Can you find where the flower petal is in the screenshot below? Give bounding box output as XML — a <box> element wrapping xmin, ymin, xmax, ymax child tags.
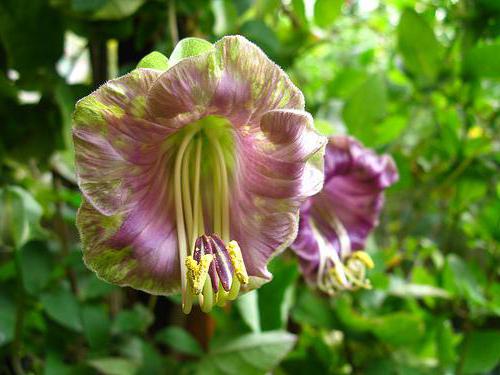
<box><xmin>291</xmin><ymin>136</ymin><xmax>398</xmax><ymax>283</ymax></box>
<box><xmin>230</xmin><ymin>109</ymin><xmax>326</xmax><ymax>284</ymax></box>
<box><xmin>147</xmin><ymin>35</ymin><xmax>304</xmax><ymax>127</ymax></box>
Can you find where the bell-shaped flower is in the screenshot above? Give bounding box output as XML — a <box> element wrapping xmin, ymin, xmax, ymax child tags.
<box><xmin>291</xmin><ymin>136</ymin><xmax>398</xmax><ymax>295</ymax></box>
<box><xmin>73</xmin><ymin>36</ymin><xmax>326</xmax><ymax>313</ymax></box>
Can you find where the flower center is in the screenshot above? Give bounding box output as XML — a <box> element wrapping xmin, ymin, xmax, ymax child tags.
<box><xmin>171</xmin><ymin>116</ymin><xmax>249</xmax><ymax>313</ymax></box>
<box><xmin>311</xmin><ymin>205</ymin><xmax>375</xmax><ymax>296</ymax></box>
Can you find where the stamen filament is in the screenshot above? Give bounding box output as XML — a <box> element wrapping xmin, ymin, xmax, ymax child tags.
<box><xmin>174</xmin><ymin>127</ymin><xmax>198</xmax><ymax>314</ymax></box>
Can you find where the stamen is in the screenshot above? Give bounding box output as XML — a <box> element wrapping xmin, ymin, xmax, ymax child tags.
<box><xmin>350</xmin><ymin>251</ymin><xmax>374</xmax><ymax>269</ymax></box>
<box><xmin>174</xmin><ymin>127</ymin><xmax>198</xmax><ymax>314</ymax></box>
<box><xmin>186</xmin><ymin>254</ymin><xmax>213</xmax><ymax>294</ymax></box>
<box><xmin>227</xmin><ymin>241</ymin><xmax>248</xmax><ymax>285</ymax></box>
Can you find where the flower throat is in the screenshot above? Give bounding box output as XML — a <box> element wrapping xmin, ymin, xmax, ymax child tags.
<box><xmin>171</xmin><ymin>116</ymin><xmax>248</xmax><ymax>314</ymax></box>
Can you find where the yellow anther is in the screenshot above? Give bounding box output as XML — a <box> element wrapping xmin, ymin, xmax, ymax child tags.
<box><xmin>185</xmin><ymin>254</ymin><xmax>213</xmax><ymax>295</ymax></box>
<box><xmin>350</xmin><ymin>251</ymin><xmax>375</xmax><ymax>269</ymax></box>
<box><xmin>226</xmin><ymin>241</ymin><xmax>249</xmax><ymax>285</ymax></box>
<box><xmin>328</xmin><ymin>266</ymin><xmax>348</xmax><ymax>287</ymax></box>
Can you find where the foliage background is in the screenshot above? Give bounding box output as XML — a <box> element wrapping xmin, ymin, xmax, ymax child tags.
<box><xmin>0</xmin><ymin>0</ymin><xmax>499</xmax><ymax>374</ymax></box>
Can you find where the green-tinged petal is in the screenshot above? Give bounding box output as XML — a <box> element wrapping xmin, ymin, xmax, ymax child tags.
<box><xmin>169</xmin><ymin>37</ymin><xmax>214</xmax><ymax>66</ymax></box>
<box><xmin>137</xmin><ymin>51</ymin><xmax>169</xmax><ymax>70</ymax></box>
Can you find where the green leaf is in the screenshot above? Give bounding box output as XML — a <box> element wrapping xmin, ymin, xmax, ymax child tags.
<box><xmin>292</xmin><ymin>287</ymin><xmax>335</xmax><ymax>328</ymax></box>
<box><xmin>372</xmin><ymin>312</ymin><xmax>424</xmax><ymax>346</ymax></box>
<box><xmin>20</xmin><ymin>241</ymin><xmax>52</xmax><ymax>294</ymax></box>
<box><xmin>155</xmin><ymin>326</ymin><xmax>203</xmax><ymax>356</ymax></box>
<box><xmin>88</xmin><ymin>358</ymin><xmax>139</xmax><ymax>375</ymax></box>
<box><xmin>0</xmin><ymin>0</ymin><xmax>63</xmax><ymax>77</ymax></box>
<box><xmin>0</xmin><ymin>186</ymin><xmax>43</xmax><ymax>250</ymax></box>
<box><xmin>388</xmin><ymin>277</ymin><xmax>450</xmax><ymax>299</ymax></box>
<box><xmin>211</xmin><ymin>0</ymin><xmax>238</xmax><ymax>36</ymax></box>
<box><xmin>0</xmin><ymin>294</ymin><xmax>16</xmax><ymax>346</ymax></box>
<box><xmin>137</xmin><ymin>51</ymin><xmax>169</xmax><ymax>70</ymax></box>
<box><xmin>240</xmin><ymin>20</ymin><xmax>281</xmax><ymax>62</ymax></box>
<box><xmin>197</xmin><ymin>331</ymin><xmax>296</xmax><ymax>375</ymax></box>
<box><xmin>442</xmin><ymin>255</ymin><xmax>486</xmax><ymax>306</ymax></box>
<box><xmin>436</xmin><ymin>319</ymin><xmax>460</xmax><ymax>369</ymax></box>
<box><xmin>461</xmin><ymin>330</ymin><xmax>500</xmax><ymax>374</ymax></box>
<box><xmin>112</xmin><ymin>304</ymin><xmax>153</xmax><ymax>334</ymax></box>
<box><xmin>314</xmin><ymin>0</ymin><xmax>342</xmax><ymax>28</ymax></box>
<box><xmin>40</xmin><ymin>286</ymin><xmax>82</xmax><ymax>332</ymax></box>
<box><xmin>169</xmin><ymin>38</ymin><xmax>214</xmax><ymax>66</ymax></box>
<box><xmin>259</xmin><ymin>259</ymin><xmax>299</xmax><ymax>330</ymax></box>
<box><xmin>397</xmin><ymin>9</ymin><xmax>444</xmax><ymax>84</ymax></box>
<box><xmin>91</xmin><ymin>0</ymin><xmax>146</xmax><ymax>20</ymax></box>
<box><xmin>464</xmin><ymin>42</ymin><xmax>500</xmax><ymax>79</ymax></box>
<box><xmin>342</xmin><ymin>73</ymin><xmax>387</xmax><ymax>146</ymax></box>
<box><xmin>82</xmin><ymin>304</ymin><xmax>111</xmax><ymax>350</ymax></box>
<box><xmin>236</xmin><ymin>290</ymin><xmax>261</xmax><ymax>333</ymax></box>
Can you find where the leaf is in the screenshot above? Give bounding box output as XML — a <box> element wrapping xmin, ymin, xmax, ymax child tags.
<box><xmin>211</xmin><ymin>0</ymin><xmax>238</xmax><ymax>36</ymax></box>
<box><xmin>112</xmin><ymin>304</ymin><xmax>153</xmax><ymax>334</ymax></box>
<box><xmin>240</xmin><ymin>20</ymin><xmax>281</xmax><ymax>62</ymax></box>
<box><xmin>0</xmin><ymin>0</ymin><xmax>63</xmax><ymax>77</ymax></box>
<box><xmin>463</xmin><ymin>42</ymin><xmax>500</xmax><ymax>79</ymax></box>
<box><xmin>137</xmin><ymin>51</ymin><xmax>169</xmax><ymax>70</ymax></box>
<box><xmin>92</xmin><ymin>0</ymin><xmax>146</xmax><ymax>20</ymax></box>
<box><xmin>397</xmin><ymin>9</ymin><xmax>444</xmax><ymax>84</ymax></box>
<box><xmin>0</xmin><ymin>294</ymin><xmax>16</xmax><ymax>346</ymax></box>
<box><xmin>155</xmin><ymin>326</ymin><xmax>203</xmax><ymax>356</ymax></box>
<box><xmin>236</xmin><ymin>290</ymin><xmax>261</xmax><ymax>333</ymax></box>
<box><xmin>388</xmin><ymin>277</ymin><xmax>450</xmax><ymax>299</ymax></box>
<box><xmin>314</xmin><ymin>0</ymin><xmax>342</xmax><ymax>28</ymax></box>
<box><xmin>40</xmin><ymin>286</ymin><xmax>82</xmax><ymax>332</ymax></box>
<box><xmin>88</xmin><ymin>358</ymin><xmax>139</xmax><ymax>375</ymax></box>
<box><xmin>0</xmin><ymin>186</ymin><xmax>43</xmax><ymax>250</ymax></box>
<box><xmin>82</xmin><ymin>304</ymin><xmax>111</xmax><ymax>350</ymax></box>
<box><xmin>442</xmin><ymin>255</ymin><xmax>486</xmax><ymax>306</ymax></box>
<box><xmin>372</xmin><ymin>312</ymin><xmax>424</xmax><ymax>346</ymax></box>
<box><xmin>197</xmin><ymin>331</ymin><xmax>296</xmax><ymax>375</ymax></box>
<box><xmin>20</xmin><ymin>241</ymin><xmax>52</xmax><ymax>295</ymax></box>
<box><xmin>342</xmin><ymin>73</ymin><xmax>387</xmax><ymax>146</ymax></box>
<box><xmin>461</xmin><ymin>330</ymin><xmax>500</xmax><ymax>374</ymax></box>
<box><xmin>292</xmin><ymin>287</ymin><xmax>335</xmax><ymax>328</ymax></box>
<box><xmin>436</xmin><ymin>319</ymin><xmax>460</xmax><ymax>369</ymax></box>
<box><xmin>259</xmin><ymin>258</ymin><xmax>299</xmax><ymax>331</ymax></box>
<box><xmin>169</xmin><ymin>38</ymin><xmax>214</xmax><ymax>66</ymax></box>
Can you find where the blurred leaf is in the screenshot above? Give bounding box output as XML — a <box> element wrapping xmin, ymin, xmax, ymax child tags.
<box><xmin>71</xmin><ymin>0</ymin><xmax>106</xmax><ymax>13</ymax></box>
<box><xmin>20</xmin><ymin>241</ymin><xmax>52</xmax><ymax>294</ymax></box>
<box><xmin>342</xmin><ymin>73</ymin><xmax>387</xmax><ymax>146</ymax></box>
<box><xmin>82</xmin><ymin>304</ymin><xmax>111</xmax><ymax>350</ymax></box>
<box><xmin>198</xmin><ymin>331</ymin><xmax>296</xmax><ymax>375</ymax></box>
<box><xmin>0</xmin><ymin>294</ymin><xmax>16</xmax><ymax>346</ymax></box>
<box><xmin>0</xmin><ymin>0</ymin><xmax>63</xmax><ymax>77</ymax></box>
<box><xmin>40</xmin><ymin>286</ymin><xmax>82</xmax><ymax>332</ymax></box>
<box><xmin>236</xmin><ymin>290</ymin><xmax>261</xmax><ymax>332</ymax></box>
<box><xmin>464</xmin><ymin>42</ymin><xmax>500</xmax><ymax>79</ymax></box>
<box><xmin>112</xmin><ymin>303</ymin><xmax>153</xmax><ymax>334</ymax></box>
<box><xmin>372</xmin><ymin>312</ymin><xmax>424</xmax><ymax>346</ymax></box>
<box><xmin>259</xmin><ymin>258</ymin><xmax>299</xmax><ymax>331</ymax></box>
<box><xmin>92</xmin><ymin>0</ymin><xmax>146</xmax><ymax>20</ymax></box>
<box><xmin>211</xmin><ymin>0</ymin><xmax>238</xmax><ymax>36</ymax></box>
<box><xmin>397</xmin><ymin>9</ymin><xmax>444</xmax><ymax>84</ymax></box>
<box><xmin>88</xmin><ymin>358</ymin><xmax>139</xmax><ymax>375</ymax></box>
<box><xmin>155</xmin><ymin>326</ymin><xmax>203</xmax><ymax>356</ymax></box>
<box><xmin>461</xmin><ymin>330</ymin><xmax>500</xmax><ymax>374</ymax></box>
<box><xmin>80</xmin><ymin>275</ymin><xmax>117</xmax><ymax>300</ymax></box>
<box><xmin>436</xmin><ymin>319</ymin><xmax>460</xmax><ymax>369</ymax></box>
<box><xmin>388</xmin><ymin>277</ymin><xmax>450</xmax><ymax>299</ymax></box>
<box><xmin>442</xmin><ymin>255</ymin><xmax>486</xmax><ymax>306</ymax></box>
<box><xmin>169</xmin><ymin>37</ymin><xmax>214</xmax><ymax>66</ymax></box>
<box><xmin>0</xmin><ymin>186</ymin><xmax>43</xmax><ymax>250</ymax></box>
<box><xmin>240</xmin><ymin>20</ymin><xmax>281</xmax><ymax>61</ymax></box>
<box><xmin>314</xmin><ymin>0</ymin><xmax>342</xmax><ymax>28</ymax></box>
<box><xmin>137</xmin><ymin>51</ymin><xmax>169</xmax><ymax>70</ymax></box>
<box><xmin>292</xmin><ymin>287</ymin><xmax>335</xmax><ymax>328</ymax></box>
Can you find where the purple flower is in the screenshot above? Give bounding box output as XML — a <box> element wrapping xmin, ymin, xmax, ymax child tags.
<box><xmin>291</xmin><ymin>136</ymin><xmax>398</xmax><ymax>295</ymax></box>
<box><xmin>73</xmin><ymin>36</ymin><xmax>326</xmax><ymax>313</ymax></box>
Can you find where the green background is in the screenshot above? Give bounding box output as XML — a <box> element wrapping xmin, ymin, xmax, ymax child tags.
<box><xmin>0</xmin><ymin>0</ymin><xmax>499</xmax><ymax>374</ymax></box>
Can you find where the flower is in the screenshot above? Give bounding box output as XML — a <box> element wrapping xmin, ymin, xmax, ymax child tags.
<box><xmin>73</xmin><ymin>36</ymin><xmax>326</xmax><ymax>313</ymax></box>
<box><xmin>290</xmin><ymin>136</ymin><xmax>398</xmax><ymax>295</ymax></box>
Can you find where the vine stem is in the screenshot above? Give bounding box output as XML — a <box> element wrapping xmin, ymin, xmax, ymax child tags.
<box><xmin>12</xmin><ymin>250</ymin><xmax>25</xmax><ymax>375</ymax></box>
<box><xmin>168</xmin><ymin>0</ymin><xmax>179</xmax><ymax>46</ymax></box>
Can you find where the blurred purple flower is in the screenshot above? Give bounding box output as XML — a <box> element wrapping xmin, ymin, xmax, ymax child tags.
<box><xmin>73</xmin><ymin>35</ymin><xmax>326</xmax><ymax>313</ymax></box>
<box><xmin>291</xmin><ymin>136</ymin><xmax>398</xmax><ymax>295</ymax></box>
